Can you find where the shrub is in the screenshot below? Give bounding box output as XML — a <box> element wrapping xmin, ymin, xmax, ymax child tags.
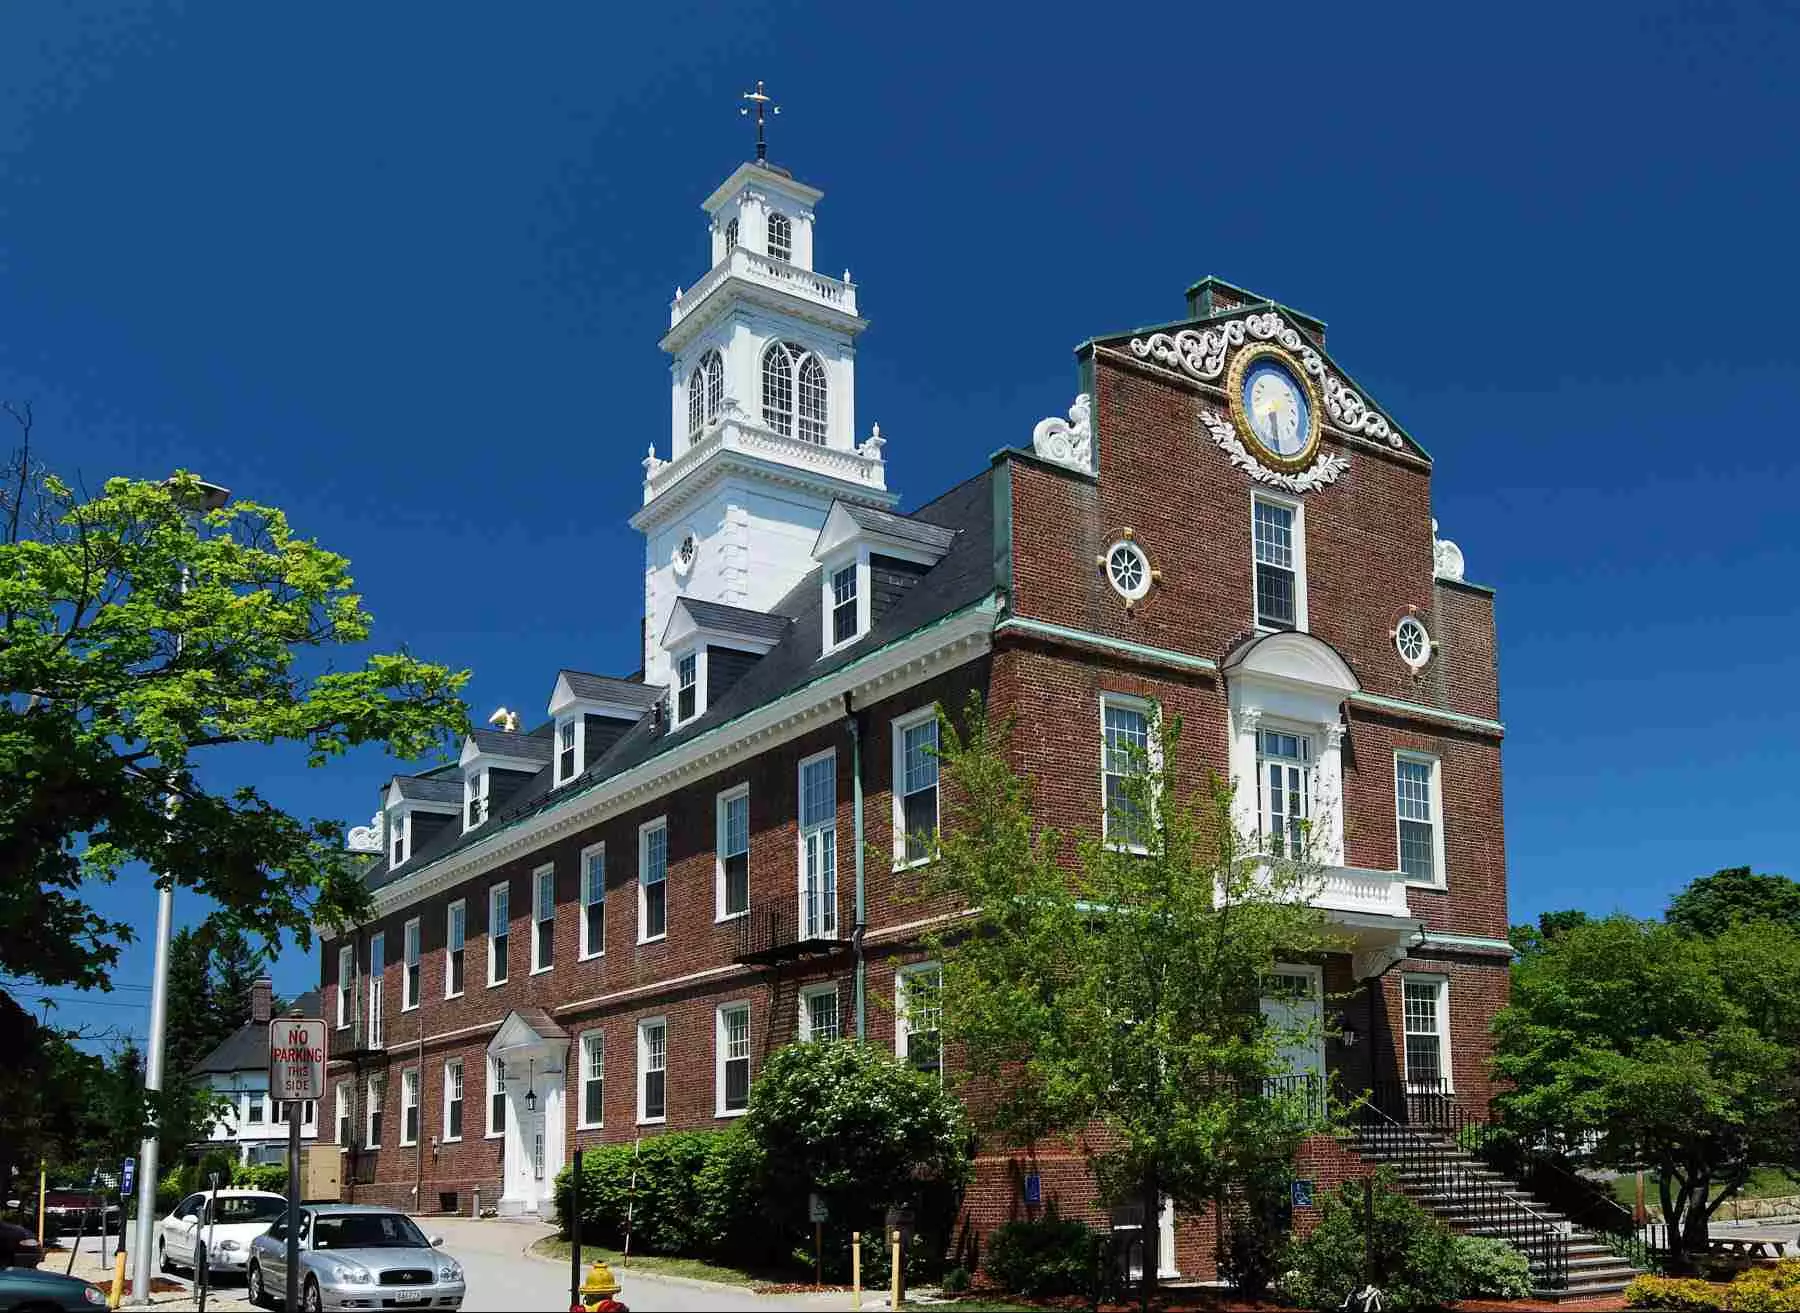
<box><xmin>1626</xmin><ymin>1275</ymin><xmax>1727</xmax><ymax>1311</ymax></box>
<box><xmin>1221</xmin><ymin>1176</ymin><xmax>1293</xmax><ymax>1300</ymax></box>
<box><xmin>1627</xmin><ymin>1263</ymin><xmax>1800</xmax><ymax>1312</ymax></box>
<box><xmin>1450</xmin><ymin>1234</ymin><xmax>1533</xmax><ymax>1300</ymax></box>
<box><xmin>941</xmin><ymin>1265</ymin><xmax>971</xmax><ymax>1296</ymax></box>
<box><xmin>231</xmin><ymin>1163</ymin><xmax>286</xmax><ymax>1193</ymax></box>
<box><xmin>552</xmin><ymin>1131</ymin><xmax>730</xmax><ymax>1256</ymax></box>
<box><xmin>984</xmin><ymin>1215</ymin><xmax>1097</xmax><ymax>1298</ymax></box>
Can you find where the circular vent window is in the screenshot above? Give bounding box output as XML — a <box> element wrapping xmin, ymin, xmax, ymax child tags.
<box><xmin>1395</xmin><ymin>614</ymin><xmax>1431</xmax><ymax>670</ymax></box>
<box><xmin>1105</xmin><ymin>540</ymin><xmax>1151</xmax><ymax>602</ymax></box>
<box><xmin>673</xmin><ymin>532</ymin><xmax>698</xmax><ymax>577</ymax></box>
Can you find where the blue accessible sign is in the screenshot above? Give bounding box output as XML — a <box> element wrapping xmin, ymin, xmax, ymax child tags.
<box><xmin>121</xmin><ymin>1157</ymin><xmax>136</xmax><ymax>1195</ymax></box>
<box><xmin>1290</xmin><ymin>1179</ymin><xmax>1315</xmax><ymax>1209</ymax></box>
<box><xmin>1023</xmin><ymin>1172</ymin><xmax>1042</xmax><ymax>1206</ymax></box>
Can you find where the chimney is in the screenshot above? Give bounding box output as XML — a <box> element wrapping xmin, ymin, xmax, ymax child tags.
<box><xmin>251</xmin><ymin>976</ymin><xmax>273</xmax><ymax>1024</ymax></box>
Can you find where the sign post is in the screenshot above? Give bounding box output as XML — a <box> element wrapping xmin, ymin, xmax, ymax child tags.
<box><xmin>809</xmin><ymin>1193</ymin><xmax>828</xmax><ymax>1287</ymax></box>
<box><xmin>270</xmin><ymin>1017</ymin><xmax>326</xmax><ymax>1313</ymax></box>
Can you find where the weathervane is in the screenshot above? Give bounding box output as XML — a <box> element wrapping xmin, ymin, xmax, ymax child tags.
<box><xmin>740</xmin><ymin>80</ymin><xmax>780</xmax><ymax>162</ymax></box>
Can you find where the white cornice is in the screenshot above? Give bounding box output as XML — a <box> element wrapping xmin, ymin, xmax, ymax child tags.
<box><xmin>703</xmin><ymin>163</ymin><xmax>823</xmax><ymax>215</ymax></box>
<box><xmin>632</xmin><ymin>438</ymin><xmax>896</xmax><ymax>532</ymax></box>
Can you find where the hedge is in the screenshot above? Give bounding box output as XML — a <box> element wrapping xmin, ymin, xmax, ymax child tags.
<box><xmin>552</xmin><ymin>1131</ymin><xmax>730</xmax><ymax>1256</ymax></box>
<box><xmin>1629</xmin><ymin>1259</ymin><xmax>1800</xmax><ymax>1312</ymax></box>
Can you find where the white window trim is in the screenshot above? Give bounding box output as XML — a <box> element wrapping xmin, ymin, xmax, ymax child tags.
<box><xmin>553</xmin><ymin>715</ymin><xmax>585</xmax><ymax>787</ymax></box>
<box><xmin>579</xmin><ymin>842</ymin><xmax>606</xmax><ymax>960</ymax></box>
<box><xmin>798</xmin><ymin>983</ymin><xmax>839</xmax><ymax>1043</ymax></box>
<box><xmin>672</xmin><ymin>648</ymin><xmax>706</xmax><ymax>727</ymax></box>
<box><xmin>463</xmin><ymin>768</ymin><xmax>489</xmax><ymax>833</ymax></box>
<box><xmin>715</xmin><ymin>1002</ymin><xmax>751</xmax><ymax>1119</ymax></box>
<box><xmin>1251</xmin><ymin>491</ymin><xmax>1308</xmax><ymax>634</ymax></box>
<box><xmin>445</xmin><ymin>899</ymin><xmax>466</xmax><ymax>999</ymax></box>
<box><xmin>637</xmin><ymin>1016</ymin><xmax>668</xmax><ymax>1126</ymax></box>
<box><xmin>387</xmin><ymin>807</ymin><xmax>410</xmax><ymax>868</ymax></box>
<box><xmin>577</xmin><ymin>1030</ymin><xmax>605</xmax><ymax>1130</ymax></box>
<box><xmin>797</xmin><ymin>748</ymin><xmax>839</xmax><ymax>940</ymax></box>
<box><xmin>487</xmin><ymin>881</ymin><xmax>510</xmax><ymax>987</ymax></box>
<box><xmin>398</xmin><ymin>1067</ymin><xmax>420</xmax><ymax>1147</ymax></box>
<box><xmin>1254</xmin><ymin>717</ymin><xmax>1318</xmax><ymax>857</ymax></box>
<box><xmin>366</xmin><ymin>932</ymin><xmax>385</xmax><ymax>1048</ymax></box>
<box><xmin>715</xmin><ymin>784</ymin><xmax>750</xmax><ymax>922</ymax></box>
<box><xmin>1394</xmin><ymin>751</ymin><xmax>1448</xmax><ymax>889</ymax></box>
<box><xmin>530</xmin><ymin>863</ymin><xmax>556</xmax><ymax>975</ymax></box>
<box><xmin>365</xmin><ymin>1076</ymin><xmax>384</xmax><ymax>1148</ymax></box>
<box><xmin>891</xmin><ymin>705</ymin><xmax>941</xmax><ymax>870</ymax></box>
<box><xmin>820</xmin><ymin>548</ymin><xmax>872</xmax><ymax>656</ymax></box>
<box><xmin>1402</xmin><ymin>972</ymin><xmax>1454</xmax><ymax>1093</ymax></box>
<box><xmin>401</xmin><ymin>917</ymin><xmax>421</xmax><ymax>1012</ymax></box>
<box><xmin>336</xmin><ymin>945</ymin><xmax>353</xmax><ymax>1029</ymax></box>
<box><xmin>895</xmin><ymin>961</ymin><xmax>942</xmax><ymax>1069</ymax></box>
<box><xmin>485</xmin><ymin>1056</ymin><xmax>506</xmax><ymax>1139</ymax></box>
<box><xmin>442</xmin><ymin>1059</ymin><xmax>463</xmax><ymax>1143</ymax></box>
<box><xmin>638</xmin><ymin>817</ymin><xmax>669</xmax><ymax>945</ymax></box>
<box><xmin>1100</xmin><ymin>692</ymin><xmax>1160</xmax><ymax>854</ymax></box>
<box><xmin>334</xmin><ymin>1082</ymin><xmax>351</xmax><ymax>1147</ymax></box>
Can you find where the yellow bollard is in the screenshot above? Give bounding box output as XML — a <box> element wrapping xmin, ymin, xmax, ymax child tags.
<box><xmin>108</xmin><ymin>1248</ymin><xmax>127</xmax><ymax>1309</ymax></box>
<box><xmin>36</xmin><ymin>1162</ymin><xmax>46</xmax><ymax>1250</ymax></box>
<box><xmin>851</xmin><ymin>1231</ymin><xmax>861</xmax><ymax>1310</ymax></box>
<box><xmin>890</xmin><ymin>1229</ymin><xmax>901</xmax><ymax>1310</ymax></box>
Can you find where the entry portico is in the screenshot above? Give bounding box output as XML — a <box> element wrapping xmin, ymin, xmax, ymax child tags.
<box><xmin>486</xmin><ymin>1009</ymin><xmax>569</xmax><ymax>1217</ymax></box>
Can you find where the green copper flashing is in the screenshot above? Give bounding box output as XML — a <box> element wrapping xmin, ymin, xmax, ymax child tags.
<box><xmin>1416</xmin><ymin>932</ymin><xmax>1516</xmax><ymax>956</ymax></box>
<box><xmin>1349</xmin><ymin>691</ymin><xmax>1505</xmax><ymax>737</ymax></box>
<box><xmin>996</xmin><ymin>615</ymin><xmax>1219</xmax><ymax>675</ymax></box>
<box><xmin>991</xmin><ymin>458</ymin><xmax>1014</xmax><ymax>596</ymax></box>
<box><xmin>1436</xmin><ymin>575</ymin><xmax>1497</xmax><ymax>597</ymax></box>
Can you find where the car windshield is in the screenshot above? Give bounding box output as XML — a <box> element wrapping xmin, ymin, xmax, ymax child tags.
<box><xmin>214</xmin><ymin>1197</ymin><xmax>286</xmax><ymax>1224</ymax></box>
<box><xmin>311</xmin><ymin>1213</ymin><xmax>429</xmax><ymax>1251</ymax></box>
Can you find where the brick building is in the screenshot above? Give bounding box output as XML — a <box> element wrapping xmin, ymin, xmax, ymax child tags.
<box><xmin>319</xmin><ymin>150</ymin><xmax>1508</xmax><ymax>1276</ymax></box>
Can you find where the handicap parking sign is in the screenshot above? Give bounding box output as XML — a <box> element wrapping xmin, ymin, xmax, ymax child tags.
<box><xmin>1291</xmin><ymin>1179</ymin><xmax>1315</xmax><ymax>1209</ymax></box>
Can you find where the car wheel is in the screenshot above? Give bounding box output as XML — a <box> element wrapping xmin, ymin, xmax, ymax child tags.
<box><xmin>247</xmin><ymin>1260</ymin><xmax>268</xmax><ymax>1308</ymax></box>
<box><xmin>158</xmin><ymin>1239</ymin><xmax>171</xmax><ymax>1274</ymax></box>
<box><xmin>301</xmin><ymin>1275</ymin><xmax>324</xmax><ymax>1313</ymax></box>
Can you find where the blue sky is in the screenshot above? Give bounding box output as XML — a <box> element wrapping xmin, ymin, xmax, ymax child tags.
<box><xmin>3</xmin><ymin>2</ymin><xmax>1796</xmax><ymax>1048</ymax></box>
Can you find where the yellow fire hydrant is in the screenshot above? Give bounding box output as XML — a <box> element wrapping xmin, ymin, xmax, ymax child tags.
<box><xmin>578</xmin><ymin>1258</ymin><xmax>626</xmax><ymax>1312</ymax></box>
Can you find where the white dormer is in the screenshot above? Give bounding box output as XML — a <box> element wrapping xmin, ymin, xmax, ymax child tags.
<box><xmin>810</xmin><ymin>502</ymin><xmax>955</xmax><ymax>656</ymax></box>
<box><xmin>383</xmin><ymin>775</ymin><xmax>463</xmax><ymax>870</ymax></box>
<box><xmin>661</xmin><ymin>599</ymin><xmax>789</xmax><ymax>727</ymax></box>
<box><xmin>546</xmin><ymin>671</ymin><xmax>665</xmax><ymax>787</ymax></box>
<box><xmin>458</xmin><ymin>729</ymin><xmax>554</xmax><ymax>832</ymax></box>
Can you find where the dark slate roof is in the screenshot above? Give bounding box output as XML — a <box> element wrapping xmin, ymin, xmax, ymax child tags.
<box><xmin>559</xmin><ymin>671</ymin><xmax>665</xmax><ymax>711</ymax></box>
<box><xmin>191</xmin><ymin>991</ymin><xmax>324</xmax><ymax>1075</ymax></box>
<box><xmin>840</xmin><ymin>504</ymin><xmax>959</xmax><ymax>553</ymax></box>
<box><xmin>365</xmin><ymin>464</ymin><xmax>996</xmax><ymax>894</ymax></box>
<box><xmin>466</xmin><ymin>728</ymin><xmax>554</xmax><ymax>763</ymax></box>
<box><xmin>666</xmin><ymin>599</ymin><xmax>793</xmax><ymax>646</ymax></box>
<box><xmin>391</xmin><ymin>775</ymin><xmax>463</xmax><ymax>805</ymax></box>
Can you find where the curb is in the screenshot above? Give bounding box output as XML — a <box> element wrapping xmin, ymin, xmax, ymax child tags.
<box><xmin>521</xmin><ymin>1235</ymin><xmax>763</xmax><ymax>1297</ymax></box>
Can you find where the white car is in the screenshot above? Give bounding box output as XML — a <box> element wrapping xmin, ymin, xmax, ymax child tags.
<box><xmin>157</xmin><ymin>1189</ymin><xmax>287</xmax><ymax>1279</ymax></box>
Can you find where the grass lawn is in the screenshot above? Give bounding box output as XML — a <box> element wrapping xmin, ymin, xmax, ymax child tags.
<box><xmin>529</xmin><ymin>1235</ymin><xmax>806</xmax><ymax>1288</ymax></box>
<box><xmin>1610</xmin><ymin>1167</ymin><xmax>1800</xmax><ymax>1210</ymax></box>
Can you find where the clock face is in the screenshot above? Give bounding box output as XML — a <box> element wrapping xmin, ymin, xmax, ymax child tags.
<box><xmin>1242</xmin><ymin>359</ymin><xmax>1310</xmax><ymax>458</ymax></box>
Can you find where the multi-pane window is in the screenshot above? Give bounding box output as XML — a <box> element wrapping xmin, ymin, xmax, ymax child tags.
<box><xmin>1403</xmin><ymin>977</ymin><xmax>1451</xmax><ymax>1090</ymax></box>
<box><xmin>246</xmin><ymin>1093</ymin><xmax>265</xmax><ymax>1124</ymax></box>
<box><xmin>639</xmin><ymin>1019</ymin><xmax>667</xmax><ymax>1123</ymax></box>
<box><xmin>766</xmin><ymin>211</ymin><xmax>791</xmax><ymax>262</ymax></box>
<box><xmin>489</xmin><ymin>883</ymin><xmax>510</xmax><ymax>985</ymax></box>
<box><xmin>444</xmin><ymin>1060</ymin><xmax>463</xmax><ymax>1141</ymax></box>
<box><xmin>487</xmin><ymin>1058</ymin><xmax>506</xmax><ymax>1137</ymax></box>
<box><xmin>532</xmin><ymin>866</ymin><xmax>555</xmax><ymax>972</ymax></box>
<box><xmin>800</xmin><ymin>752</ymin><xmax>838</xmax><ymax>940</ymax></box>
<box><xmin>1258</xmin><ymin>729</ymin><xmax>1311</xmax><ymax>856</ymax></box>
<box><xmin>897</xmin><ymin>713</ymin><xmax>940</xmax><ymax>865</ymax></box>
<box><xmin>581</xmin><ymin>1032</ymin><xmax>604</xmax><ymax>1127</ymax></box>
<box><xmin>762</xmin><ymin>342</ymin><xmax>795</xmax><ymax>436</ymax></box>
<box><xmin>800</xmin><ymin>985</ymin><xmax>839</xmax><ymax>1043</ymax></box>
<box><xmin>465</xmin><ymin>770</ymin><xmax>488</xmax><ymax>829</ymax></box>
<box><xmin>1253</xmin><ymin>498</ymin><xmax>1298</xmax><ymax>630</ymax></box>
<box><xmin>558</xmin><ymin>720</ymin><xmax>578</xmax><ymax>783</ymax></box>
<box><xmin>718</xmin><ymin>1004</ymin><xmax>751</xmax><ymax>1115</ymax></box>
<box><xmin>402</xmin><ymin>919</ymin><xmax>421</xmax><ymax>1011</ymax></box>
<box><xmin>719</xmin><ymin>789</ymin><xmax>749</xmax><ymax>919</ymax></box>
<box><xmin>389</xmin><ymin>810</ymin><xmax>406</xmax><ymax>868</ymax></box>
<box><xmin>580</xmin><ymin>844</ymin><xmax>606</xmax><ymax>958</ymax></box>
<box><xmin>797</xmin><ymin>355</ymin><xmax>827</xmax><ymax>444</ymax></box>
<box><xmin>367</xmin><ymin>933</ymin><xmax>385</xmax><ymax>1047</ymax></box>
<box><xmin>703</xmin><ymin>350</ymin><xmax>723</xmax><ymax>426</ymax></box>
<box><xmin>1102</xmin><ymin>699</ymin><xmax>1151</xmax><ymax>848</ymax></box>
<box><xmin>1396</xmin><ymin>756</ymin><xmax>1441</xmax><ymax>884</ymax></box>
<box><xmin>830</xmin><ymin>564</ymin><xmax>858</xmax><ymax>646</ymax></box>
<box><xmin>336</xmin><ymin>945</ymin><xmax>353</xmax><ymax>1028</ymax></box>
<box><xmin>688</xmin><ymin>368</ymin><xmax>705</xmax><ymax>439</ymax></box>
<box><xmin>898</xmin><ymin>965</ymin><xmax>943</xmax><ymax>1074</ymax></box>
<box><xmin>446</xmin><ymin>900</ymin><xmax>466</xmax><ymax>997</ymax></box>
<box><xmin>724</xmin><ymin>217</ymin><xmax>738</xmax><ymax>253</ymax></box>
<box><xmin>366</xmin><ymin>1076</ymin><xmax>384</xmax><ymax>1147</ymax></box>
<box><xmin>676</xmin><ymin>652</ymin><xmax>698</xmax><ymax>723</ymax></box>
<box><xmin>335</xmin><ymin>1083</ymin><xmax>350</xmax><ymax>1145</ymax></box>
<box><xmin>400</xmin><ymin>1069</ymin><xmax>420</xmax><ymax>1146</ymax></box>
<box><xmin>640</xmin><ymin>820</ymin><xmax>668</xmax><ymax>942</ymax></box>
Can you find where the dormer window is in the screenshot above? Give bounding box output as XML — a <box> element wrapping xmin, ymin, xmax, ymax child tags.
<box><xmin>810</xmin><ymin>502</ymin><xmax>956</xmax><ymax>660</ymax></box>
<box><xmin>675</xmin><ymin>652</ymin><xmax>699</xmax><ymax>724</ymax></box>
<box><xmin>557</xmin><ymin>720</ymin><xmax>578</xmax><ymax>784</ymax></box>
<box><xmin>830</xmin><ymin>564</ymin><xmax>859</xmax><ymax>647</ymax></box>
<box><xmin>767</xmin><ymin>211</ymin><xmax>791</xmax><ymax>262</ymax></box>
<box><xmin>465</xmin><ymin>771</ymin><xmax>488</xmax><ymax>831</ymax></box>
<box><xmin>389</xmin><ymin>810</ymin><xmax>407</xmax><ymax>868</ymax></box>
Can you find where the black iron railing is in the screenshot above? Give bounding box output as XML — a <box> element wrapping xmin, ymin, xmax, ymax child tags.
<box><xmin>732</xmin><ymin>904</ymin><xmax>845</xmax><ymax>964</ymax></box>
<box><xmin>1261</xmin><ymin>1073</ymin><xmax>1328</xmax><ymax>1122</ymax></box>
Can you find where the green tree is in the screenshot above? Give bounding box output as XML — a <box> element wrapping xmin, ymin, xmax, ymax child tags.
<box><xmin>1666</xmin><ymin>867</ymin><xmax>1800</xmax><ymax>938</ymax></box>
<box><xmin>1509</xmin><ymin>908</ymin><xmax>1591</xmax><ymax>960</ymax></box>
<box><xmin>1492</xmin><ymin>915</ymin><xmax>1800</xmax><ymax>1264</ymax></box>
<box><xmin>917</xmin><ymin>700</ymin><xmax>1336</xmax><ymax>1308</ymax></box>
<box><xmin>0</xmin><ymin>420</ymin><xmax>469</xmax><ymax>989</ymax></box>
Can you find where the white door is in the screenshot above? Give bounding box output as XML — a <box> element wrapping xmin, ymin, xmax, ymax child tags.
<box><xmin>502</xmin><ymin>1089</ymin><xmax>540</xmax><ymax>1210</ymax></box>
<box><xmin>1260</xmin><ymin>966</ymin><xmax>1325</xmax><ymax>1091</ymax></box>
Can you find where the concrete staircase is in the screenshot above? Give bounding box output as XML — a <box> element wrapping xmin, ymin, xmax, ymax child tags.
<box><xmin>1349</xmin><ymin>1124</ymin><xmax>1644</xmax><ymax>1301</ymax></box>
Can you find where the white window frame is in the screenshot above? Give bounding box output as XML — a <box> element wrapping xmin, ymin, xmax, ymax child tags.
<box><xmin>401</xmin><ymin>917</ymin><xmax>421</xmax><ymax>1012</ymax></box>
<box><xmin>1251</xmin><ymin>492</ymin><xmax>1308</xmax><ymax>633</ymax></box>
<box><xmin>365</xmin><ymin>1075</ymin><xmax>384</xmax><ymax>1148</ymax></box>
<box><xmin>797</xmin><ymin>748</ymin><xmax>838</xmax><ymax>940</ymax></box>
<box><xmin>445</xmin><ymin>899</ymin><xmax>466</xmax><ymax>999</ymax></box>
<box><xmin>896</xmin><ymin>962</ymin><xmax>943</xmax><ymax>1075</ymax></box>
<box><xmin>891</xmin><ymin>706</ymin><xmax>941</xmax><ymax>869</ymax></box>
<box><xmin>399</xmin><ymin>1067</ymin><xmax>420</xmax><ymax>1147</ymax></box>
<box><xmin>637</xmin><ymin>1017</ymin><xmax>668</xmax><ymax>1125</ymax></box>
<box><xmin>1394</xmin><ymin>751</ymin><xmax>1447</xmax><ymax>888</ymax></box>
<box><xmin>798</xmin><ymin>983</ymin><xmax>840</xmax><ymax>1043</ymax></box>
<box><xmin>579</xmin><ymin>842</ymin><xmax>606</xmax><ymax>960</ymax></box>
<box><xmin>531</xmin><ymin>863</ymin><xmax>556</xmax><ymax>974</ymax></box>
<box><xmin>578</xmin><ymin>1030</ymin><xmax>605</xmax><ymax>1130</ymax></box>
<box><xmin>638</xmin><ymin>817</ymin><xmax>668</xmax><ymax>944</ymax></box>
<box><xmin>819</xmin><ymin>549</ymin><xmax>872</xmax><ymax>655</ymax></box>
<box><xmin>388</xmin><ymin>808</ymin><xmax>409</xmax><ymax>868</ymax></box>
<box><xmin>442</xmin><ymin>1059</ymin><xmax>464</xmax><ymax>1143</ymax></box>
<box><xmin>485</xmin><ymin>1056</ymin><xmax>506</xmax><ymax>1139</ymax></box>
<box><xmin>554</xmin><ymin>716</ymin><xmax>583</xmax><ymax>786</ymax></box>
<box><xmin>1402</xmin><ymin>973</ymin><xmax>1454</xmax><ymax>1093</ymax></box>
<box><xmin>366</xmin><ymin>932</ymin><xmax>385</xmax><ymax>1048</ymax></box>
<box><xmin>716</xmin><ymin>785</ymin><xmax>750</xmax><ymax>922</ymax></box>
<box><xmin>488</xmin><ymin>881</ymin><xmax>510</xmax><ymax>987</ymax></box>
<box><xmin>766</xmin><ymin>210</ymin><xmax>791</xmax><ymax>262</ymax></box>
<box><xmin>336</xmin><ymin>945</ymin><xmax>353</xmax><ymax>1029</ymax></box>
<box><xmin>1256</xmin><ymin>721</ymin><xmax>1315</xmax><ymax>858</ymax></box>
<box><xmin>334</xmin><ymin>1082</ymin><xmax>351</xmax><ymax>1146</ymax></box>
<box><xmin>673</xmin><ymin>649</ymin><xmax>703</xmax><ymax>726</ymax></box>
<box><xmin>1100</xmin><ymin>693</ymin><xmax>1159</xmax><ymax>853</ymax></box>
<box><xmin>716</xmin><ymin>1002</ymin><xmax>751</xmax><ymax>1118</ymax></box>
<box><xmin>464</xmin><ymin>768</ymin><xmax>489</xmax><ymax>832</ymax></box>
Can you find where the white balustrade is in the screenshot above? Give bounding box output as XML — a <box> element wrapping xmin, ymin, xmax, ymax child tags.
<box><xmin>670</xmin><ymin>248</ymin><xmax>858</xmax><ymax>330</ymax></box>
<box><xmin>644</xmin><ymin>417</ymin><xmax>886</xmax><ymax>504</ymax></box>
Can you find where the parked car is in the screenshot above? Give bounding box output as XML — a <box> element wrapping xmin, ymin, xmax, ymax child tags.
<box><xmin>0</xmin><ymin>1267</ymin><xmax>106</xmax><ymax>1309</ymax></box>
<box><xmin>38</xmin><ymin>1185</ymin><xmax>119</xmax><ymax>1237</ymax></box>
<box><xmin>157</xmin><ymin>1189</ymin><xmax>286</xmax><ymax>1279</ymax></box>
<box><xmin>0</xmin><ymin>1219</ymin><xmax>42</xmax><ymax>1270</ymax></box>
<box><xmin>247</xmin><ymin>1206</ymin><xmax>464</xmax><ymax>1313</ymax></box>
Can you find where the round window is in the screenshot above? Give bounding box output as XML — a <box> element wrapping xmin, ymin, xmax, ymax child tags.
<box><xmin>672</xmin><ymin>532</ymin><xmax>698</xmax><ymax>577</ymax></box>
<box><xmin>1394</xmin><ymin>614</ymin><xmax>1431</xmax><ymax>669</ymax></box>
<box><xmin>1105</xmin><ymin>540</ymin><xmax>1151</xmax><ymax>602</ymax></box>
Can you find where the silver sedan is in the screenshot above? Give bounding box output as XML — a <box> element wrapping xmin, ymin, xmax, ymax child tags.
<box><xmin>246</xmin><ymin>1205</ymin><xmax>465</xmax><ymax>1313</ymax></box>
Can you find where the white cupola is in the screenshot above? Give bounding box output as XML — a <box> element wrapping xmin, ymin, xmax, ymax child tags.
<box><xmin>632</xmin><ymin>140</ymin><xmax>896</xmax><ymax>689</ymax></box>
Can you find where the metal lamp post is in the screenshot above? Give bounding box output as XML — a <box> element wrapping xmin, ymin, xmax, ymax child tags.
<box><xmin>132</xmin><ymin>475</ymin><xmax>231</xmax><ymax>1306</ymax></box>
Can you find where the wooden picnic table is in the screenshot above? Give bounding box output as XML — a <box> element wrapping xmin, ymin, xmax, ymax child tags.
<box><xmin>1707</xmin><ymin>1234</ymin><xmax>1792</xmax><ymax>1262</ymax></box>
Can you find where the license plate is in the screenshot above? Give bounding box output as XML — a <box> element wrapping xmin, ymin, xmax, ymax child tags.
<box><xmin>394</xmin><ymin>1294</ymin><xmax>428</xmax><ymax>1305</ymax></box>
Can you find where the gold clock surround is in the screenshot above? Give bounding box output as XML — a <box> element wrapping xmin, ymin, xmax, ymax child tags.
<box><xmin>1226</xmin><ymin>343</ymin><xmax>1326</xmax><ymax>474</ymax></box>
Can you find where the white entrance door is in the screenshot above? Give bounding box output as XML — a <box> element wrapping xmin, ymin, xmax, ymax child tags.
<box><xmin>1261</xmin><ymin>965</ymin><xmax>1325</xmax><ymax>1107</ymax></box>
<box><xmin>499</xmin><ymin>1066</ymin><xmax>564</xmax><ymax>1215</ymax></box>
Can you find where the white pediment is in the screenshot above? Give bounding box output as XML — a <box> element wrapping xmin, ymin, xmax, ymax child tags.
<box><xmin>486</xmin><ymin>1010</ymin><xmax>570</xmax><ymax>1059</ymax></box>
<box><xmin>1223</xmin><ymin>631</ymin><xmax>1361</xmax><ymax>697</ymax></box>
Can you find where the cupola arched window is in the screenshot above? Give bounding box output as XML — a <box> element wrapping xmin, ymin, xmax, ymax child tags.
<box><xmin>762</xmin><ymin>341</ymin><xmax>828</xmax><ymax>443</ymax></box>
<box><xmin>688</xmin><ymin>348</ymin><xmax>725</xmax><ymax>438</ymax></box>
<box><xmin>724</xmin><ymin>217</ymin><xmax>738</xmax><ymax>254</ymax></box>
<box><xmin>766</xmin><ymin>212</ymin><xmax>792</xmax><ymax>263</ymax></box>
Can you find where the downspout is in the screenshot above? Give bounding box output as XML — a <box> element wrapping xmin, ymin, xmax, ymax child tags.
<box><xmin>845</xmin><ymin>694</ymin><xmax>867</xmax><ymax>1040</ymax></box>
